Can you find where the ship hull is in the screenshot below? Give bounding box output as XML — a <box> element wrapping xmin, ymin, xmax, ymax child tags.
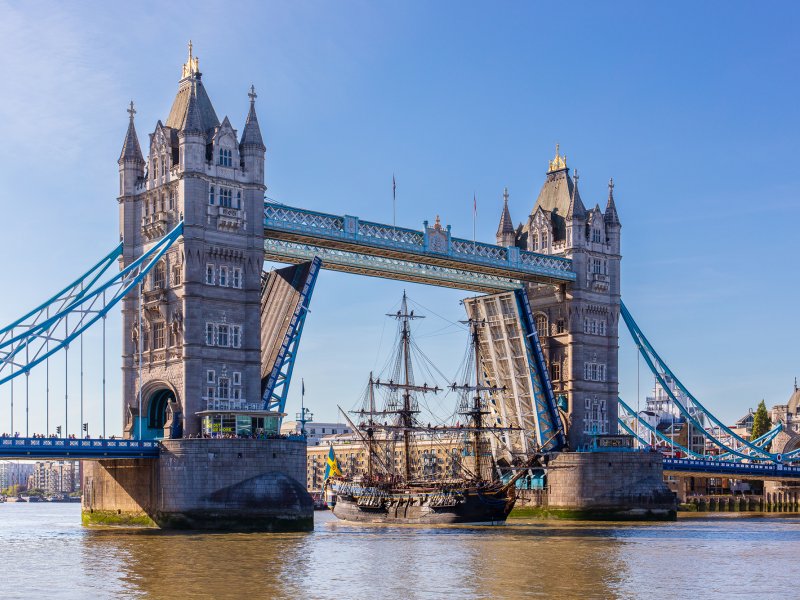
<box><xmin>330</xmin><ymin>484</ymin><xmax>514</xmax><ymax>525</ymax></box>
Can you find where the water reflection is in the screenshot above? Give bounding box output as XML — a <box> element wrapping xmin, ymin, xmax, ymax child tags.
<box><xmin>3</xmin><ymin>505</ymin><xmax>800</xmax><ymax>599</ymax></box>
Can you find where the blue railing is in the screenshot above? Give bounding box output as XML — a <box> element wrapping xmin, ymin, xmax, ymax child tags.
<box><xmin>663</xmin><ymin>457</ymin><xmax>800</xmax><ymax>479</ymax></box>
<box><xmin>263</xmin><ymin>202</ymin><xmax>575</xmax><ymax>281</ymax></box>
<box><xmin>0</xmin><ymin>437</ymin><xmax>160</xmax><ymax>459</ymax></box>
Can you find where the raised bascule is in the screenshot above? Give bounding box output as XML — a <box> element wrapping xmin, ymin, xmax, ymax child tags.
<box><xmin>1</xmin><ymin>46</ymin><xmax>797</xmax><ymax>528</ymax></box>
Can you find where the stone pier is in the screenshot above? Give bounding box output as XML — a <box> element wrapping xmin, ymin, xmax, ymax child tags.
<box><xmin>513</xmin><ymin>452</ymin><xmax>677</xmax><ymax>520</ymax></box>
<box><xmin>82</xmin><ymin>439</ymin><xmax>313</xmax><ymax>531</ymax></box>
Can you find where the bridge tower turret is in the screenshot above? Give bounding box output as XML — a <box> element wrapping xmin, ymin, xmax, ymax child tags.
<box><xmin>496</xmin><ymin>187</ymin><xmax>516</xmax><ymax>248</ymax></box>
<box><xmin>118</xmin><ymin>44</ymin><xmax>267</xmax><ymax>439</ymax></box>
<box><xmin>118</xmin><ymin>102</ymin><xmax>145</xmax><ymax>198</ymax></box>
<box><xmin>500</xmin><ymin>146</ymin><xmax>622</xmax><ymax>449</ymax></box>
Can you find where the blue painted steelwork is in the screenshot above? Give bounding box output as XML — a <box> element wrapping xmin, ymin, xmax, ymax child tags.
<box><xmin>0</xmin><ymin>223</ymin><xmax>183</xmax><ymax>385</ymax></box>
<box><xmin>663</xmin><ymin>457</ymin><xmax>800</xmax><ymax>479</ymax></box>
<box><xmin>264</xmin><ymin>238</ymin><xmax>525</xmax><ymax>292</ymax></box>
<box><xmin>617</xmin><ymin>415</ymin><xmax>658</xmax><ymax>449</ymax></box>
<box><xmin>619</xmin><ymin>398</ymin><xmax>794</xmax><ymax>463</ymax></box>
<box><xmin>617</xmin><ymin>398</ymin><xmax>705</xmax><ymax>459</ymax></box>
<box><xmin>0</xmin><ymin>243</ymin><xmax>122</xmax><ymax>338</ymax></box>
<box><xmin>0</xmin><ymin>437</ymin><xmax>159</xmax><ymax>459</ymax></box>
<box><xmin>513</xmin><ymin>288</ymin><xmax>566</xmax><ymax>452</ymax></box>
<box><xmin>620</xmin><ymin>302</ymin><xmax>779</xmax><ymax>461</ymax></box>
<box><xmin>262</xmin><ymin>257</ymin><xmax>322</xmax><ymax>415</ymax></box>
<box><xmin>263</xmin><ymin>202</ymin><xmax>575</xmax><ymax>284</ymax></box>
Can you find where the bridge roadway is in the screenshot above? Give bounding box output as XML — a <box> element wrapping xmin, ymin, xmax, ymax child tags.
<box><xmin>663</xmin><ymin>457</ymin><xmax>800</xmax><ymax>481</ymax></box>
<box><xmin>0</xmin><ymin>437</ymin><xmax>159</xmax><ymax>460</ymax></box>
<box><xmin>263</xmin><ymin>202</ymin><xmax>576</xmax><ymax>293</ymax></box>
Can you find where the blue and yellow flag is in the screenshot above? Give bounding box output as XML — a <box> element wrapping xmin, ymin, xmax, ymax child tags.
<box><xmin>324</xmin><ymin>444</ymin><xmax>342</xmax><ymax>479</ymax></box>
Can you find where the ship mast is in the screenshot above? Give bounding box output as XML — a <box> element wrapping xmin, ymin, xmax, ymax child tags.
<box><xmin>453</xmin><ymin>318</ymin><xmax>504</xmax><ymax>483</ymax></box>
<box><xmin>367</xmin><ymin>372</ymin><xmax>375</xmax><ymax>482</ymax></box>
<box><xmin>397</xmin><ymin>292</ymin><xmax>418</xmax><ymax>482</ymax></box>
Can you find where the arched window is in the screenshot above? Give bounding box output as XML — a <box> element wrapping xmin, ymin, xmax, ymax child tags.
<box><xmin>541</xmin><ymin>231</ymin><xmax>548</xmax><ymax>249</ymax></box>
<box><xmin>533</xmin><ymin>232</ymin><xmax>540</xmax><ymax>251</ymax></box>
<box><xmin>535</xmin><ymin>314</ymin><xmax>548</xmax><ymax>341</ymax></box>
<box><xmin>209</xmin><ymin>185</ymin><xmax>215</xmax><ymax>205</ymax></box>
<box><xmin>152</xmin><ymin>261</ymin><xmax>166</xmax><ymax>290</ymax></box>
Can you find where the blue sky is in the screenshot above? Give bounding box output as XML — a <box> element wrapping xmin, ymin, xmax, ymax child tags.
<box><xmin>0</xmin><ymin>1</ymin><xmax>797</xmax><ymax>434</ymax></box>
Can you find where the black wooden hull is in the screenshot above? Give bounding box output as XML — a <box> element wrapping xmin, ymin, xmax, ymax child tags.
<box><xmin>329</xmin><ymin>484</ymin><xmax>515</xmax><ymax>525</ymax></box>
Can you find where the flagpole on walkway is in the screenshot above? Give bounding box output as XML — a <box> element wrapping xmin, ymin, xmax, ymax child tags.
<box><xmin>473</xmin><ymin>192</ymin><xmax>477</xmax><ymax>251</ymax></box>
<box><xmin>392</xmin><ymin>174</ymin><xmax>396</xmax><ymax>229</ymax></box>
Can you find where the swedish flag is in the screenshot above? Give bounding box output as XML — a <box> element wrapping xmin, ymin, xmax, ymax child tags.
<box><xmin>324</xmin><ymin>444</ymin><xmax>342</xmax><ymax>479</ymax></box>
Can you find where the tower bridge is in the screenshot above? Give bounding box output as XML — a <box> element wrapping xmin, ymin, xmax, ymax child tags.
<box><xmin>0</xmin><ymin>45</ymin><xmax>792</xmax><ymax>527</ymax></box>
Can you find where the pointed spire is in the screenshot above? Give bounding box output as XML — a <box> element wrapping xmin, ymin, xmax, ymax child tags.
<box><xmin>182</xmin><ymin>83</ymin><xmax>204</xmax><ymax>134</ymax></box>
<box><xmin>119</xmin><ymin>101</ymin><xmax>144</xmax><ymax>165</ymax></box>
<box><xmin>604</xmin><ymin>177</ymin><xmax>621</xmax><ymax>225</ymax></box>
<box><xmin>496</xmin><ymin>187</ymin><xmax>514</xmax><ymax>237</ymax></box>
<box><xmin>241</xmin><ymin>84</ymin><xmax>265</xmax><ymax>150</ymax></box>
<box><xmin>566</xmin><ymin>169</ymin><xmax>585</xmax><ymax>219</ymax></box>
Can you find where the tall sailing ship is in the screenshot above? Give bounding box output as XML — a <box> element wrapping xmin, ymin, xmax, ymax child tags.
<box><xmin>325</xmin><ymin>293</ymin><xmax>528</xmax><ymax>525</ymax></box>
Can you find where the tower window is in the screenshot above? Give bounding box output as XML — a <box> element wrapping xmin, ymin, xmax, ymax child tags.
<box><xmin>592</xmin><ymin>228</ymin><xmax>602</xmax><ymax>243</ymax></box>
<box><xmin>551</xmin><ymin>362</ymin><xmax>561</xmax><ymax>381</ymax></box>
<box><xmin>233</xmin><ymin>372</ymin><xmax>241</xmax><ymax>386</ymax></box>
<box><xmin>231</xmin><ymin>325</ymin><xmax>242</xmax><ymax>348</ymax></box>
<box><xmin>219</xmin><ymin>148</ymin><xmax>233</xmax><ymax>167</ymax></box>
<box><xmin>236</xmin><ymin>190</ymin><xmax>242</xmax><ymax>209</ymax></box>
<box><xmin>232</xmin><ymin>268</ymin><xmax>242</xmax><ymax>289</ymax></box>
<box><xmin>533</xmin><ymin>232</ymin><xmax>540</xmax><ymax>251</ymax></box>
<box><xmin>219</xmin><ymin>188</ymin><xmax>233</xmax><ymax>208</ymax></box>
<box><xmin>209</xmin><ymin>185</ymin><xmax>215</xmax><ymax>205</ymax></box>
<box><xmin>218</xmin><ymin>377</ymin><xmax>230</xmax><ymax>399</ymax></box>
<box><xmin>206</xmin><ymin>323</ymin><xmax>215</xmax><ymax>346</ymax></box>
<box><xmin>152</xmin><ymin>322</ymin><xmax>165</xmax><ymax>350</ymax></box>
<box><xmin>219</xmin><ymin>266</ymin><xmax>228</xmax><ymax>287</ymax></box>
<box><xmin>535</xmin><ymin>314</ymin><xmax>548</xmax><ymax>340</ymax></box>
<box><xmin>217</xmin><ymin>325</ymin><xmax>229</xmax><ymax>347</ymax></box>
<box><xmin>556</xmin><ymin>319</ymin><xmax>565</xmax><ymax>334</ymax></box>
<box><xmin>172</xmin><ymin>265</ymin><xmax>181</xmax><ymax>286</ymax></box>
<box><xmin>206</xmin><ymin>264</ymin><xmax>215</xmax><ymax>285</ymax></box>
<box><xmin>207</xmin><ymin>369</ymin><xmax>215</xmax><ymax>384</ymax></box>
<box><xmin>152</xmin><ymin>262</ymin><xmax>166</xmax><ymax>290</ymax></box>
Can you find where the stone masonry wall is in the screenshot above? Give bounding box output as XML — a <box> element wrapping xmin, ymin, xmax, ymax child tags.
<box><xmin>83</xmin><ymin>438</ymin><xmax>312</xmax><ymax>531</ymax></box>
<box><xmin>544</xmin><ymin>451</ymin><xmax>676</xmax><ymax>518</ymax></box>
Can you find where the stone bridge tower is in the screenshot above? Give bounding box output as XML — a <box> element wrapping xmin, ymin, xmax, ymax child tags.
<box><xmin>118</xmin><ymin>44</ymin><xmax>266</xmax><ymax>439</ymax></box>
<box><xmin>496</xmin><ymin>147</ymin><xmax>621</xmax><ymax>449</ymax></box>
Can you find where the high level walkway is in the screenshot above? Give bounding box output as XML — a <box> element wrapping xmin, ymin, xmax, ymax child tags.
<box><xmin>263</xmin><ymin>202</ymin><xmax>575</xmax><ymax>293</ymax></box>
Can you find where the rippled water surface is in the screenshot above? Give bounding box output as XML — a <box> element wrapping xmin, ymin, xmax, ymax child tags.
<box><xmin>1</xmin><ymin>503</ymin><xmax>798</xmax><ymax>599</ymax></box>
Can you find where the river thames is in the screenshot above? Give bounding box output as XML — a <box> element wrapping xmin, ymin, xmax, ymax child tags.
<box><xmin>1</xmin><ymin>503</ymin><xmax>797</xmax><ymax>599</ymax></box>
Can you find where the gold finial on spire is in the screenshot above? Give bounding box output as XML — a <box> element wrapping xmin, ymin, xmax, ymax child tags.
<box><xmin>548</xmin><ymin>143</ymin><xmax>567</xmax><ymax>173</ymax></box>
<box><xmin>182</xmin><ymin>40</ymin><xmax>200</xmax><ymax>79</ymax></box>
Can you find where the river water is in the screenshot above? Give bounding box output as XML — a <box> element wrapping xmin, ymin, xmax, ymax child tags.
<box><xmin>0</xmin><ymin>503</ymin><xmax>797</xmax><ymax>599</ymax></box>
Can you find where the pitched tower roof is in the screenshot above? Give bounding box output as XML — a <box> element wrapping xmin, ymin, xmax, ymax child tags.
<box><xmin>604</xmin><ymin>177</ymin><xmax>621</xmax><ymax>225</ymax></box>
<box><xmin>241</xmin><ymin>85</ymin><xmax>265</xmax><ymax>150</ymax></box>
<box><xmin>496</xmin><ymin>187</ymin><xmax>514</xmax><ymax>237</ymax></box>
<box><xmin>119</xmin><ymin>101</ymin><xmax>144</xmax><ymax>164</ymax></box>
<box><xmin>165</xmin><ymin>42</ymin><xmax>220</xmax><ymax>133</ymax></box>
<box><xmin>532</xmin><ymin>145</ymin><xmax>585</xmax><ymax>219</ymax></box>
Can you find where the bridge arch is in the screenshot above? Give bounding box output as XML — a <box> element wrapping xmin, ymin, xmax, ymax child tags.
<box><xmin>141</xmin><ymin>382</ymin><xmax>181</xmax><ymax>440</ymax></box>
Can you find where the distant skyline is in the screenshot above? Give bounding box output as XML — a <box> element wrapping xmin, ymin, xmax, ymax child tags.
<box><xmin>0</xmin><ymin>1</ymin><xmax>797</xmax><ymax>434</ymax></box>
